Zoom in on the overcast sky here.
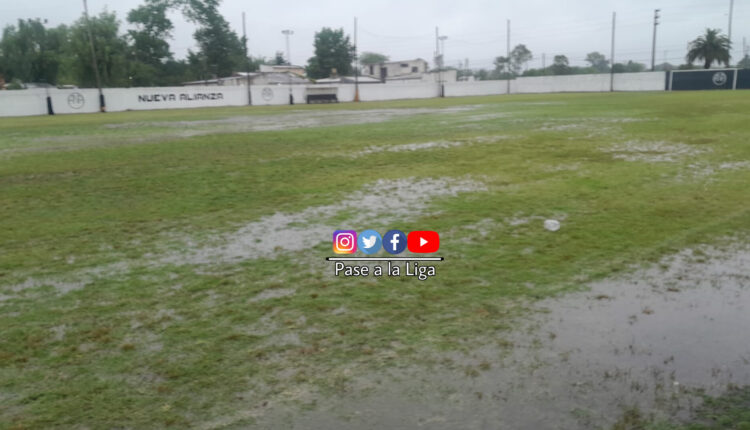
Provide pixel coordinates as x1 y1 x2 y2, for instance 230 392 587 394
2 0 748 70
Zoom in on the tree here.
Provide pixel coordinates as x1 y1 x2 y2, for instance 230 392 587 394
474 68 490 80
306 27 355 79
654 62 675 71
737 54 750 69
359 51 388 65
686 28 731 69
179 0 245 78
550 55 571 75
585 51 609 73
68 11 129 87
125 0 175 86
612 60 646 73
492 55 514 79
273 51 286 65
509 44 532 75
0 19 66 84
127 0 173 66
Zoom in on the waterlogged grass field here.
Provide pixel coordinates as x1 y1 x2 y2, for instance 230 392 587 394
2 92 750 428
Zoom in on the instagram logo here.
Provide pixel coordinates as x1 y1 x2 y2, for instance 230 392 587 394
333 230 357 254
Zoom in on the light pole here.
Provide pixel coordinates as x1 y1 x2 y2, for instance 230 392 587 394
354 17 360 102
438 35 447 97
610 11 616 92
282 29 294 105
651 9 660 71
243 12 251 106
82 0 105 112
728 0 734 55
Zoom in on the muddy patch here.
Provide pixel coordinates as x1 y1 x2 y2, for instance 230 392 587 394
252 240 750 429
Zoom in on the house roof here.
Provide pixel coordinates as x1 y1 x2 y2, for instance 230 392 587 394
381 58 428 66
315 76 381 84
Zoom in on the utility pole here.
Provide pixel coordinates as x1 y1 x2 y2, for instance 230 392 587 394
82 0 105 112
242 12 252 106
728 0 734 55
439 35 447 96
506 19 511 94
354 17 360 102
610 11 616 92
435 27 442 97
651 9 660 71
542 53 546 69
282 29 294 105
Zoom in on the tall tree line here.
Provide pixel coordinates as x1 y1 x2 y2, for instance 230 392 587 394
0 0 260 88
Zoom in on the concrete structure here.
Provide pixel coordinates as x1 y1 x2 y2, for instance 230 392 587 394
314 76 381 84
0 71 676 117
385 69 457 84
184 71 308 87
259 64 306 77
359 58 457 83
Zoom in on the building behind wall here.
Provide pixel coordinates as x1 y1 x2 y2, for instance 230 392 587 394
183 71 309 87
360 58 456 83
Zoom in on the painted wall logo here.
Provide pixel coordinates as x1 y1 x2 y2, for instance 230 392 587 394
262 87 274 101
137 93 225 103
67 92 85 109
712 72 728 86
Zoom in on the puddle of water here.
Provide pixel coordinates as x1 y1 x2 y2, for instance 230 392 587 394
104 106 480 131
353 141 464 157
160 176 486 266
253 241 750 429
2 106 484 156
686 160 750 181
2 177 486 299
250 288 297 303
604 140 707 163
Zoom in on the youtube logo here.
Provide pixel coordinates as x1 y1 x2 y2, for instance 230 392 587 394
407 231 440 253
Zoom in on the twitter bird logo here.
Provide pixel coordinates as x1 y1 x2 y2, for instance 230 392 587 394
362 235 377 249
357 230 382 254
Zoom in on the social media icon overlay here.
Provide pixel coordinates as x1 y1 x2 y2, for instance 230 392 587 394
357 230 382 255
333 230 357 254
382 230 407 255
407 231 440 253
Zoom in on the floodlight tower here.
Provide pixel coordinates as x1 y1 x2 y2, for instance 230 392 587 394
651 9 660 71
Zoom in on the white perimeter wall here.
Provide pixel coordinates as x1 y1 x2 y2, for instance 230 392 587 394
105 86 247 111
0 89 48 117
49 89 101 114
343 82 439 102
445 80 509 97
250 85 306 106
510 72 665 93
0 72 666 117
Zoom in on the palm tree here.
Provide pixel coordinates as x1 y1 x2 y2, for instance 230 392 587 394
686 28 731 69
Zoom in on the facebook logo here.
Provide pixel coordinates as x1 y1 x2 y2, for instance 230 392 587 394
382 230 407 255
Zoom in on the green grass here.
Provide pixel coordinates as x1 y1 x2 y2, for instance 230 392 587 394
2 92 750 428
